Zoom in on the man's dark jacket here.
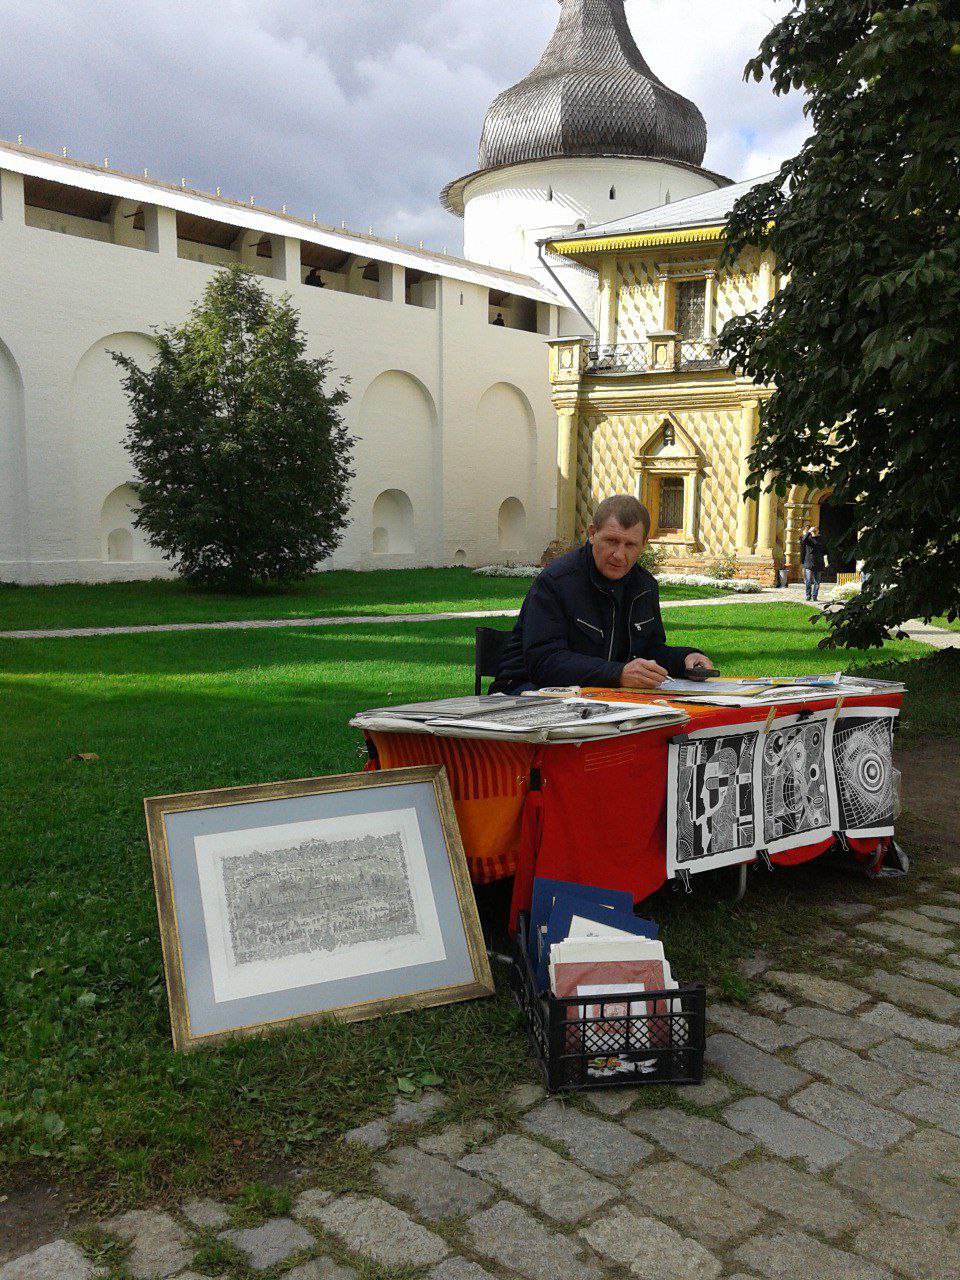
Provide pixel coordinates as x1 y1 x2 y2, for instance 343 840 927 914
800 532 828 572
491 543 698 693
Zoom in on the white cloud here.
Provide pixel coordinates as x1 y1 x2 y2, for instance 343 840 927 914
0 0 807 251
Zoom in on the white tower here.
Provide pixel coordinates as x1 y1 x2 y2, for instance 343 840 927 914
441 0 729 328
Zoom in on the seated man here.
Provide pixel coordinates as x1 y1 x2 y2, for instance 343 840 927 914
492 495 713 693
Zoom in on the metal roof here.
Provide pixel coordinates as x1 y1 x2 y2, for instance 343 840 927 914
442 0 715 216
480 0 707 170
559 172 777 241
0 140 561 305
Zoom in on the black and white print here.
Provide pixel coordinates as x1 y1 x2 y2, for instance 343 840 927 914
831 709 898 836
668 704 900 877
762 715 832 851
196 808 445 1004
667 728 761 876
221 831 418 968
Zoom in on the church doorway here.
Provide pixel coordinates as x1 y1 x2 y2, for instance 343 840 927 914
818 498 858 582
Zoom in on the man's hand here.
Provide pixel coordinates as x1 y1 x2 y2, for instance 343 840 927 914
620 658 669 689
684 652 713 672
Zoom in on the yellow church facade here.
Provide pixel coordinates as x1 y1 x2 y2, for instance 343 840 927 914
545 178 841 586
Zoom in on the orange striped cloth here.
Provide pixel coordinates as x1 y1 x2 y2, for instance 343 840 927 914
366 730 537 884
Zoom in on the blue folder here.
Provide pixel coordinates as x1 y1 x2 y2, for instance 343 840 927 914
535 894 658 992
529 877 633 967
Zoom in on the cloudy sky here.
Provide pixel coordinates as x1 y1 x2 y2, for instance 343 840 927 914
0 0 807 252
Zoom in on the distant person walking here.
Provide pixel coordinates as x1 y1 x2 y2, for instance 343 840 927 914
800 525 828 601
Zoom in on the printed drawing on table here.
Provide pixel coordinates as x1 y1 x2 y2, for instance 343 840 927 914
667 726 761 877
762 714 833 852
830 709 899 838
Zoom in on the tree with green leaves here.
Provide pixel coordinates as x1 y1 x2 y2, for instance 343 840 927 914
720 0 960 647
114 266 353 591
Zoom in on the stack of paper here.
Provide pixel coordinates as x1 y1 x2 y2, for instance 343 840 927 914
655 673 899 706
352 694 688 742
549 936 679 1058
528 877 679 1075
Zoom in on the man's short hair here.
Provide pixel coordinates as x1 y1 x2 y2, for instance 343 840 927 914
593 495 651 538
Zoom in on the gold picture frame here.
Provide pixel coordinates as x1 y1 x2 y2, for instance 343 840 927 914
145 765 494 1052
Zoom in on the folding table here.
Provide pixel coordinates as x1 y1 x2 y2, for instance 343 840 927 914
360 688 903 927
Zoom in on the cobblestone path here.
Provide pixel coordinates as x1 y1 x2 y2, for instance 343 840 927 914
8 873 960 1279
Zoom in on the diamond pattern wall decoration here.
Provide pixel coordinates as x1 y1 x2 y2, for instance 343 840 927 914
576 413 640 539
715 250 762 330
571 244 776 560
576 408 742 554
615 259 661 346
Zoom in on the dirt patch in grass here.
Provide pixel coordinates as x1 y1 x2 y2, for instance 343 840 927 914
0 1173 78 1264
896 736 960 865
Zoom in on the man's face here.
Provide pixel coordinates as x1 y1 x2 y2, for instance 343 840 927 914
589 518 647 581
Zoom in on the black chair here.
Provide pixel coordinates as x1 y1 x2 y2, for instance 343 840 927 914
474 627 511 695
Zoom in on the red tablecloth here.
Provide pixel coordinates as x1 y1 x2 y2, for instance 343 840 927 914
363 690 902 926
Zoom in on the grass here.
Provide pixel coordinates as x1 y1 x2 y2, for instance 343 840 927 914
0 567 723 632
0 602 947 1208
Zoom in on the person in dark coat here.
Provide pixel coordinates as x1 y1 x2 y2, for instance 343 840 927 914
799 525 829 601
491 494 713 693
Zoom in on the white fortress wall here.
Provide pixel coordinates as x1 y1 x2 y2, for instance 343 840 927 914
0 151 567 583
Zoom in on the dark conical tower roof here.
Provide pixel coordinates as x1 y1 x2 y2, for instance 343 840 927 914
479 0 707 171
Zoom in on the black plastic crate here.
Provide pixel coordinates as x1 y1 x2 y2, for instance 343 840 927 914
511 913 706 1093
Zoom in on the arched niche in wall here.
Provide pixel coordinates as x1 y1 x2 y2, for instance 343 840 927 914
357 371 440 557
72 332 159 560
372 489 415 555
498 498 527 554
0 337 28 565
477 383 537 553
100 483 165 563
106 527 134 562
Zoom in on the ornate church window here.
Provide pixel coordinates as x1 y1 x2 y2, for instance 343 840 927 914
675 278 707 338
658 477 685 532
635 418 703 551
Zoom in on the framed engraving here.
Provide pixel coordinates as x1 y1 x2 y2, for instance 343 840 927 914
145 766 493 1052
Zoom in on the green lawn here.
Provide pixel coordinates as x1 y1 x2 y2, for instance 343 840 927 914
0 568 723 632
0 602 946 1208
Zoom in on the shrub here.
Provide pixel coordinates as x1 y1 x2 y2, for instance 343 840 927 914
828 581 862 603
709 551 740 581
474 564 540 578
114 266 354 591
540 538 575 567
639 543 667 576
